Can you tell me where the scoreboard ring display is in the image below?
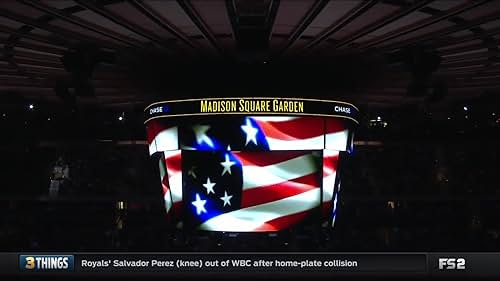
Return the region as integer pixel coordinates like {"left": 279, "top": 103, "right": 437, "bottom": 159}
{"left": 144, "top": 98, "right": 359, "bottom": 233}
{"left": 144, "top": 97, "right": 359, "bottom": 124}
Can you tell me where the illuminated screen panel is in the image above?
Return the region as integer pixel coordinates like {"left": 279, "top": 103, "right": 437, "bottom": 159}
{"left": 147, "top": 116, "right": 352, "bottom": 154}
{"left": 163, "top": 150, "right": 183, "bottom": 216}
{"left": 158, "top": 156, "right": 172, "bottom": 213}
{"left": 250, "top": 116, "right": 324, "bottom": 150}
{"left": 325, "top": 119, "right": 349, "bottom": 151}
{"left": 321, "top": 150, "right": 340, "bottom": 216}
{"left": 145, "top": 98, "right": 359, "bottom": 232}
{"left": 181, "top": 150, "right": 322, "bottom": 232}
{"left": 146, "top": 120, "right": 178, "bottom": 155}
{"left": 178, "top": 116, "right": 326, "bottom": 151}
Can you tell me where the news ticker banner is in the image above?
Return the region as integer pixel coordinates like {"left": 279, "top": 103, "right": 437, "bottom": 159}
{"left": 143, "top": 98, "right": 360, "bottom": 124}
{"left": 1, "top": 253, "right": 500, "bottom": 278}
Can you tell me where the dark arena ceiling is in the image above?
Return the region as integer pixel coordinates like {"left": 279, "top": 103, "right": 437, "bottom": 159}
{"left": 1, "top": 0, "right": 500, "bottom": 109}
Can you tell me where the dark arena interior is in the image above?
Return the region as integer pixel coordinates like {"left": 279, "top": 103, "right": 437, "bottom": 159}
{"left": 1, "top": 0, "right": 500, "bottom": 272}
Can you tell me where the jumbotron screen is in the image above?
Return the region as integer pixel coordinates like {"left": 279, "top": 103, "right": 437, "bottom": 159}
{"left": 144, "top": 98, "right": 358, "bottom": 232}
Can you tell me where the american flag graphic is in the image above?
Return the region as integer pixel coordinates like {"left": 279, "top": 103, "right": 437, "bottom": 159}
{"left": 150, "top": 116, "right": 347, "bottom": 231}
{"left": 183, "top": 150, "right": 322, "bottom": 232}
{"left": 322, "top": 149, "right": 339, "bottom": 216}
{"left": 147, "top": 116, "right": 349, "bottom": 153}
{"left": 161, "top": 150, "right": 183, "bottom": 216}
{"left": 146, "top": 120, "right": 178, "bottom": 155}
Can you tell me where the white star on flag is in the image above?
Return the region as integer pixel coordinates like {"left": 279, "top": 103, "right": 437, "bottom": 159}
{"left": 192, "top": 124, "right": 214, "bottom": 148}
{"left": 220, "top": 191, "right": 233, "bottom": 207}
{"left": 202, "top": 177, "right": 216, "bottom": 194}
{"left": 240, "top": 118, "right": 258, "bottom": 145}
{"left": 191, "top": 193, "right": 207, "bottom": 215}
{"left": 220, "top": 153, "right": 235, "bottom": 176}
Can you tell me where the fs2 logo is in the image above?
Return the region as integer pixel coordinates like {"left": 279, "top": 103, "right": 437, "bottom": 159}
{"left": 438, "top": 257, "right": 466, "bottom": 270}
{"left": 19, "top": 255, "right": 74, "bottom": 271}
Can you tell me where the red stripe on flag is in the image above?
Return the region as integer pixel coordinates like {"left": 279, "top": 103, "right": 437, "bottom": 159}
{"left": 254, "top": 117, "right": 324, "bottom": 140}
{"left": 241, "top": 174, "right": 319, "bottom": 208}
{"left": 162, "top": 182, "right": 169, "bottom": 195}
{"left": 253, "top": 209, "right": 311, "bottom": 232}
{"left": 165, "top": 152, "right": 182, "bottom": 176}
{"left": 323, "top": 153, "right": 339, "bottom": 176}
{"left": 234, "top": 151, "right": 308, "bottom": 167}
{"left": 325, "top": 119, "right": 345, "bottom": 133}
{"left": 146, "top": 120, "right": 174, "bottom": 144}
{"left": 323, "top": 152, "right": 339, "bottom": 162}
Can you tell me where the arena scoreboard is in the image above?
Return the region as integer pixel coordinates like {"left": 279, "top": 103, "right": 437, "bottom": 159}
{"left": 144, "top": 98, "right": 358, "bottom": 232}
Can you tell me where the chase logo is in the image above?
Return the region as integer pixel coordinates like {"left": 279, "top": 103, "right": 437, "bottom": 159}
{"left": 20, "top": 255, "right": 74, "bottom": 271}
{"left": 149, "top": 105, "right": 169, "bottom": 115}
